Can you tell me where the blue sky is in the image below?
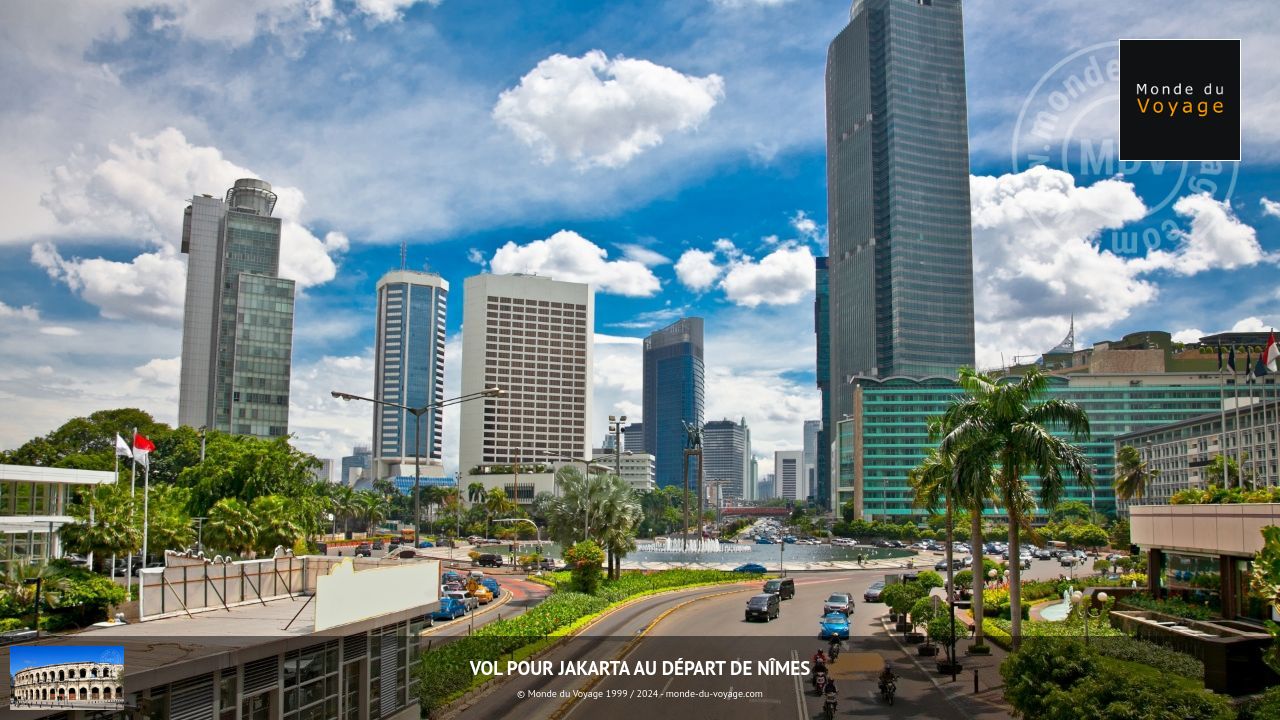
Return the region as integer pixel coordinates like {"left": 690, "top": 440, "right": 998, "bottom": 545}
{"left": 1, "top": 1, "right": 1278, "bottom": 476}
{"left": 9, "top": 645, "right": 124, "bottom": 675}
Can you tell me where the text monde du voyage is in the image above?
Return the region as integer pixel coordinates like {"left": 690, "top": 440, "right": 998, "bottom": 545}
{"left": 468, "top": 658, "right": 812, "bottom": 677}
{"left": 1134, "top": 82, "right": 1228, "bottom": 118}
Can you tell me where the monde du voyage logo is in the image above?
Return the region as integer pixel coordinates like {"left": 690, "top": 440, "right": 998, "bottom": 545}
{"left": 1120, "top": 39, "right": 1240, "bottom": 162}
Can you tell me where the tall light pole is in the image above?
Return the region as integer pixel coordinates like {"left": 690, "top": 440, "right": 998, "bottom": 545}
{"left": 608, "top": 415, "right": 627, "bottom": 479}
{"left": 332, "top": 387, "right": 502, "bottom": 548}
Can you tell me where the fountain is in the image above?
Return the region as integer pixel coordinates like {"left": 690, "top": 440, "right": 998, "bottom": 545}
{"left": 635, "top": 537, "right": 751, "bottom": 553}
{"left": 1040, "top": 586, "right": 1074, "bottom": 622}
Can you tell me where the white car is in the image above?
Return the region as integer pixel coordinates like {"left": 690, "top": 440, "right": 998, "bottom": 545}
{"left": 445, "top": 590, "right": 479, "bottom": 611}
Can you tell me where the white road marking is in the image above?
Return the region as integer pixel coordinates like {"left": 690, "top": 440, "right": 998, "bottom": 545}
{"left": 791, "top": 649, "right": 806, "bottom": 720}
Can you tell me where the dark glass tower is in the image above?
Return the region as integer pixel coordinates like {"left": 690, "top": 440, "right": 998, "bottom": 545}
{"left": 642, "top": 318, "right": 705, "bottom": 489}
{"left": 815, "top": 256, "right": 831, "bottom": 508}
{"left": 825, "top": 0, "right": 976, "bottom": 428}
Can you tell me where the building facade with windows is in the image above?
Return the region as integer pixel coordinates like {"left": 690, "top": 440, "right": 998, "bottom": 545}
{"left": 591, "top": 452, "right": 657, "bottom": 493}
{"left": 621, "top": 422, "right": 645, "bottom": 454}
{"left": 179, "top": 178, "right": 295, "bottom": 439}
{"left": 774, "top": 451, "right": 803, "bottom": 502}
{"left": 372, "top": 270, "right": 449, "bottom": 480}
{"left": 815, "top": 257, "right": 831, "bottom": 510}
{"left": 0, "top": 464, "right": 115, "bottom": 570}
{"left": 643, "top": 318, "right": 705, "bottom": 490}
{"left": 838, "top": 374, "right": 1228, "bottom": 521}
{"left": 458, "top": 274, "right": 593, "bottom": 475}
{"left": 702, "top": 418, "right": 750, "bottom": 501}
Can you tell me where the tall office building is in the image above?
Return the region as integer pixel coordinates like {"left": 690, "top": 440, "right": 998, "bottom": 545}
{"left": 372, "top": 270, "right": 448, "bottom": 477}
{"left": 803, "top": 420, "right": 821, "bottom": 501}
{"left": 341, "top": 444, "right": 372, "bottom": 487}
{"left": 643, "top": 318, "right": 705, "bottom": 489}
{"left": 814, "top": 257, "right": 832, "bottom": 509}
{"left": 178, "top": 178, "right": 295, "bottom": 438}
{"left": 622, "top": 422, "right": 645, "bottom": 453}
{"left": 824, "top": 0, "right": 976, "bottom": 437}
{"left": 748, "top": 457, "right": 759, "bottom": 502}
{"left": 703, "top": 418, "right": 751, "bottom": 501}
{"left": 774, "top": 450, "right": 803, "bottom": 501}
{"left": 458, "top": 274, "right": 593, "bottom": 474}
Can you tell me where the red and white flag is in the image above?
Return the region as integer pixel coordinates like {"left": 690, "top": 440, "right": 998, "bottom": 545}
{"left": 133, "top": 433, "right": 156, "bottom": 468}
{"left": 1265, "top": 330, "right": 1280, "bottom": 374}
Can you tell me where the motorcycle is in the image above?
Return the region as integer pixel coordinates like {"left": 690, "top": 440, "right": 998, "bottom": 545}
{"left": 878, "top": 676, "right": 896, "bottom": 706}
{"left": 823, "top": 690, "right": 838, "bottom": 720}
{"left": 828, "top": 639, "right": 841, "bottom": 661}
{"left": 813, "top": 669, "right": 828, "bottom": 694}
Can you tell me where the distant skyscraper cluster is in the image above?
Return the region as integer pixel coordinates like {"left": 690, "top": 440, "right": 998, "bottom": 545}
{"left": 178, "top": 178, "right": 295, "bottom": 440}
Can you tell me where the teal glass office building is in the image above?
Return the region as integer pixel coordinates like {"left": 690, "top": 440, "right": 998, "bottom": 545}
{"left": 835, "top": 376, "right": 1226, "bottom": 520}
{"left": 643, "top": 318, "right": 705, "bottom": 489}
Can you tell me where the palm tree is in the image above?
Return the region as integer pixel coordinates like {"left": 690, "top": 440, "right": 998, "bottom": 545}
{"left": 595, "top": 475, "right": 641, "bottom": 579}
{"left": 1114, "top": 445, "right": 1158, "bottom": 502}
{"left": 330, "top": 485, "right": 357, "bottom": 536}
{"left": 467, "top": 481, "right": 487, "bottom": 506}
{"left": 908, "top": 445, "right": 963, "bottom": 658}
{"left": 546, "top": 466, "right": 592, "bottom": 545}
{"left": 250, "top": 495, "right": 304, "bottom": 555}
{"left": 355, "top": 491, "right": 389, "bottom": 532}
{"left": 938, "top": 368, "right": 1093, "bottom": 648}
{"left": 59, "top": 483, "right": 140, "bottom": 571}
{"left": 204, "top": 498, "right": 258, "bottom": 557}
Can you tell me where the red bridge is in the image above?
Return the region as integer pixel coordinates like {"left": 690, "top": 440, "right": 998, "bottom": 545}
{"left": 719, "top": 506, "right": 790, "bottom": 517}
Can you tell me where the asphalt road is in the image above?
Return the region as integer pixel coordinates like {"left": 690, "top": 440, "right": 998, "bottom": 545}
{"left": 445, "top": 555, "right": 1096, "bottom": 720}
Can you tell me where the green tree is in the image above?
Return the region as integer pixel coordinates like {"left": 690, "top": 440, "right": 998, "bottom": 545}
{"left": 1069, "top": 523, "right": 1109, "bottom": 551}
{"left": 595, "top": 475, "right": 641, "bottom": 579}
{"left": 1205, "top": 452, "right": 1253, "bottom": 488}
{"left": 1113, "top": 445, "right": 1157, "bottom": 502}
{"left": 355, "top": 491, "right": 389, "bottom": 532}
{"left": 1000, "top": 640, "right": 1099, "bottom": 719}
{"left": 1108, "top": 518, "right": 1131, "bottom": 549}
{"left": 1250, "top": 524, "right": 1280, "bottom": 674}
{"left": 466, "top": 482, "right": 487, "bottom": 505}
{"left": 204, "top": 498, "right": 258, "bottom": 557}
{"left": 143, "top": 484, "right": 195, "bottom": 555}
{"left": 562, "top": 540, "right": 605, "bottom": 594}
{"left": 59, "top": 483, "right": 140, "bottom": 570}
{"left": 1050, "top": 499, "right": 1093, "bottom": 523}
{"left": 938, "top": 368, "right": 1093, "bottom": 648}
{"left": 250, "top": 495, "right": 304, "bottom": 554}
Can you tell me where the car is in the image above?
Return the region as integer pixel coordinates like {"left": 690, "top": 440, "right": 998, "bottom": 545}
{"left": 432, "top": 597, "right": 467, "bottom": 621}
{"left": 733, "top": 563, "right": 768, "bottom": 574}
{"left": 444, "top": 590, "right": 479, "bottom": 611}
{"left": 355, "top": 543, "right": 372, "bottom": 557}
{"left": 823, "top": 592, "right": 854, "bottom": 616}
{"left": 442, "top": 570, "right": 465, "bottom": 583}
{"left": 763, "top": 577, "right": 795, "bottom": 600}
{"left": 874, "top": 539, "right": 893, "bottom": 548}
{"left": 132, "top": 561, "right": 165, "bottom": 576}
{"left": 419, "top": 540, "right": 435, "bottom": 548}
{"left": 1035, "top": 548, "right": 1052, "bottom": 560}
{"left": 470, "top": 584, "right": 494, "bottom": 604}
{"left": 745, "top": 593, "right": 780, "bottom": 622}
{"left": 935, "top": 558, "right": 964, "bottom": 571}
{"left": 819, "top": 612, "right": 851, "bottom": 639}
{"left": 475, "top": 554, "right": 504, "bottom": 568}
{"left": 863, "top": 581, "right": 886, "bottom": 602}
{"left": 63, "top": 553, "right": 90, "bottom": 567}
{"left": 372, "top": 541, "right": 384, "bottom": 551}
{"left": 755, "top": 536, "right": 775, "bottom": 544}
{"left": 1060, "top": 555, "right": 1080, "bottom": 567}
{"left": 480, "top": 577, "right": 501, "bottom": 595}
{"left": 441, "top": 582, "right": 463, "bottom": 593}
{"left": 538, "top": 558, "right": 558, "bottom": 571}
{"left": 1018, "top": 556, "right": 1032, "bottom": 569}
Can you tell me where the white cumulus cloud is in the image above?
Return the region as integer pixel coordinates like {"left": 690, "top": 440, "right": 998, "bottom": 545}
{"left": 32, "top": 243, "right": 188, "bottom": 325}
{"left": 1134, "top": 195, "right": 1263, "bottom": 276}
{"left": 354, "top": 0, "right": 440, "bottom": 24}
{"left": 674, "top": 249, "right": 723, "bottom": 292}
{"left": 493, "top": 50, "right": 725, "bottom": 169}
{"left": 1263, "top": 197, "right": 1280, "bottom": 219}
{"left": 0, "top": 302, "right": 39, "bottom": 322}
{"left": 720, "top": 244, "right": 816, "bottom": 307}
{"left": 489, "top": 230, "right": 660, "bottom": 297}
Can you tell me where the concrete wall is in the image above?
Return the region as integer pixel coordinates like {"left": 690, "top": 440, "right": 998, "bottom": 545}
{"left": 1130, "top": 503, "right": 1280, "bottom": 556}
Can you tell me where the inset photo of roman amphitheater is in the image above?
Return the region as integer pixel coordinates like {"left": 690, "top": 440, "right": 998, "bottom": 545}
{"left": 8, "top": 645, "right": 124, "bottom": 711}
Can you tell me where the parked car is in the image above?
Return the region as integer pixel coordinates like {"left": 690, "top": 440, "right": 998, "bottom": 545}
{"left": 863, "top": 581, "right": 886, "bottom": 603}
{"left": 475, "top": 553, "right": 504, "bottom": 568}
{"left": 355, "top": 543, "right": 373, "bottom": 557}
{"left": 745, "top": 593, "right": 780, "bottom": 622}
{"left": 132, "top": 561, "right": 165, "bottom": 576}
{"left": 444, "top": 590, "right": 479, "bottom": 611}
{"left": 1035, "top": 548, "right": 1053, "bottom": 560}
{"left": 935, "top": 558, "right": 964, "bottom": 571}
{"left": 763, "top": 577, "right": 795, "bottom": 600}
{"left": 819, "top": 612, "right": 851, "bottom": 639}
{"left": 1060, "top": 555, "right": 1080, "bottom": 567}
{"left": 418, "top": 540, "right": 434, "bottom": 548}
{"left": 733, "top": 563, "right": 769, "bottom": 574}
{"left": 823, "top": 592, "right": 854, "bottom": 616}
{"left": 432, "top": 597, "right": 467, "bottom": 621}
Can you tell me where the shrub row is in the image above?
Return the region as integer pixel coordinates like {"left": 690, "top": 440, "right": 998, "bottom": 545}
{"left": 1117, "top": 592, "right": 1215, "bottom": 621}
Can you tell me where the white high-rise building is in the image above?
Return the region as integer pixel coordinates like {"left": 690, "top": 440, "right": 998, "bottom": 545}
{"left": 803, "top": 419, "right": 821, "bottom": 501}
{"left": 372, "top": 270, "right": 449, "bottom": 480}
{"left": 774, "top": 450, "right": 803, "bottom": 501}
{"left": 458, "top": 274, "right": 593, "bottom": 476}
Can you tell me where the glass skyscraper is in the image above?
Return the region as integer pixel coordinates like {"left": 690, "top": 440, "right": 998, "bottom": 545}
{"left": 179, "top": 179, "right": 295, "bottom": 439}
{"left": 643, "top": 318, "right": 705, "bottom": 489}
{"left": 815, "top": 256, "right": 832, "bottom": 508}
{"left": 373, "top": 270, "right": 449, "bottom": 466}
{"left": 703, "top": 418, "right": 751, "bottom": 501}
{"left": 824, "top": 0, "right": 976, "bottom": 433}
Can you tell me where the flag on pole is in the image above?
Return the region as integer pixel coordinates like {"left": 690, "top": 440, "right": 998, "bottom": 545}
{"left": 1246, "top": 347, "right": 1254, "bottom": 382}
{"left": 1228, "top": 345, "right": 1237, "bottom": 375}
{"left": 133, "top": 433, "right": 156, "bottom": 468}
{"left": 1264, "top": 330, "right": 1280, "bottom": 374}
{"left": 1218, "top": 342, "right": 1226, "bottom": 374}
{"left": 115, "top": 434, "right": 133, "bottom": 458}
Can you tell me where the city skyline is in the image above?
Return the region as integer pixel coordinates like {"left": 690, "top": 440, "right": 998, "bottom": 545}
{"left": 2, "top": 2, "right": 1280, "bottom": 480}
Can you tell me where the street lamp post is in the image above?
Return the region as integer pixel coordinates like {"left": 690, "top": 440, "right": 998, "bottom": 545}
{"left": 332, "top": 387, "right": 502, "bottom": 549}
{"left": 608, "top": 415, "right": 627, "bottom": 479}
{"left": 1071, "top": 590, "right": 1108, "bottom": 645}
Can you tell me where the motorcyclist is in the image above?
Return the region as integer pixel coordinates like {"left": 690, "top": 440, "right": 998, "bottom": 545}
{"left": 878, "top": 663, "right": 897, "bottom": 692}
{"left": 820, "top": 675, "right": 838, "bottom": 695}
{"left": 827, "top": 635, "right": 842, "bottom": 659}
{"left": 812, "top": 649, "right": 828, "bottom": 670}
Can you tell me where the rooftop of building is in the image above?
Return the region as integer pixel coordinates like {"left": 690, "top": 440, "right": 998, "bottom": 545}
{"left": 0, "top": 464, "right": 116, "bottom": 485}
